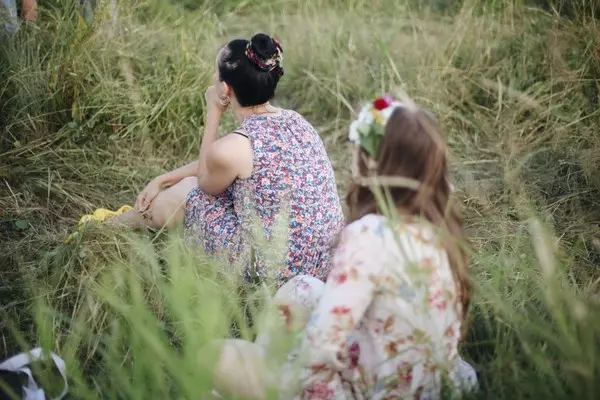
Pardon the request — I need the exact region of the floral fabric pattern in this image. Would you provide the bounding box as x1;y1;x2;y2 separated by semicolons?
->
184;109;344;287
295;214;477;399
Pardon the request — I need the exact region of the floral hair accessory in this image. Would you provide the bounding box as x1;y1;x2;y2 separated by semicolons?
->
349;94;404;157
245;37;284;77
348;94;455;193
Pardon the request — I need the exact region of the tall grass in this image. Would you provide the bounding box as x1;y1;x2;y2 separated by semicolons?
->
1;0;600;398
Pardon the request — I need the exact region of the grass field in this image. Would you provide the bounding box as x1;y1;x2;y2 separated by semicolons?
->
1;0;600;398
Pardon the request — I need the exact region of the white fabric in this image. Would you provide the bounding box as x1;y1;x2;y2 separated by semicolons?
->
0;348;68;400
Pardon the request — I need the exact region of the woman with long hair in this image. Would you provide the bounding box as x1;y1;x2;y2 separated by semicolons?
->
211;93;477;399
294;94;477;398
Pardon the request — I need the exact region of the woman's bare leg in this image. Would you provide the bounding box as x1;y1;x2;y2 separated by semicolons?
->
110;176;198;230
212;339;272;400
212;276;325;399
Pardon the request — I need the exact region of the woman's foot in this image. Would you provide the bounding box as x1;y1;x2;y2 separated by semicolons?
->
107;209;147;228
65;205;134;243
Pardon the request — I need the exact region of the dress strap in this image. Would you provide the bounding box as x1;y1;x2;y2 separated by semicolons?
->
232;130;249;139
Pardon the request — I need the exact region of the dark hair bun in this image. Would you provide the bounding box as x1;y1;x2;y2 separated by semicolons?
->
249;33;280;59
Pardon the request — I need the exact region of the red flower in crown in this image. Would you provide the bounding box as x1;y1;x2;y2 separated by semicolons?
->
372;94;395;110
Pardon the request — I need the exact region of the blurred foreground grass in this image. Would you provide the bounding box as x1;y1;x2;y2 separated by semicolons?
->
1;0;600;398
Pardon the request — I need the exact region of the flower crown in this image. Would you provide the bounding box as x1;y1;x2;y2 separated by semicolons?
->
348;94;456;193
348;94;404;157
245;38;284;77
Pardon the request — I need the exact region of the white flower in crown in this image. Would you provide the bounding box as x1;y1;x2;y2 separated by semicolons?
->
348;94;404;157
348;120;362;144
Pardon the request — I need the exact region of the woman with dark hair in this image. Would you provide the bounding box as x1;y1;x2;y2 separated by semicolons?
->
210;94;477;399
111;33;344;284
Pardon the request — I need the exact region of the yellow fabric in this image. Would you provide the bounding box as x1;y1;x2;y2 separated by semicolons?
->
65;205;133;243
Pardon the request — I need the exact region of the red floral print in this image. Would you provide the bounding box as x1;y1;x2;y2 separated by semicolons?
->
397;362;413;386
349;342;360;369
331;271;348;285
304;382;335;400
330;305;351;316
299;214;474;399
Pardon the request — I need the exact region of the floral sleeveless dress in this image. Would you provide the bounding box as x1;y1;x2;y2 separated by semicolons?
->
184;109;344;286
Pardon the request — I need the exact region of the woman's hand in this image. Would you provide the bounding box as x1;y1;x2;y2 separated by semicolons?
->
135;176;163;213
205;85;229;114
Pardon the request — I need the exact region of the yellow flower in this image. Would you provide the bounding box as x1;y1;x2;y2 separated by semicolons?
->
372;109;384;125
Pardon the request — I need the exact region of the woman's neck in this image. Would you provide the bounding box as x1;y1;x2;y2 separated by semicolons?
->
232;102;278;123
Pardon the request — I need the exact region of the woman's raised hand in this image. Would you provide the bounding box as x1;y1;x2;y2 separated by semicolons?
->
205;85;229;114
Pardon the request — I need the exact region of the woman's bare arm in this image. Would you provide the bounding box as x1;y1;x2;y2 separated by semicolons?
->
157;161;199;188
197;108;221;178
197;134;252;196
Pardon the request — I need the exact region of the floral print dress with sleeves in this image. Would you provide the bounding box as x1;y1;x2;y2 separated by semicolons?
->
294;214;477;399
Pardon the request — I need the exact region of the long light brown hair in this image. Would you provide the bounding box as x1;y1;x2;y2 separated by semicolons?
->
346;103;472;326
